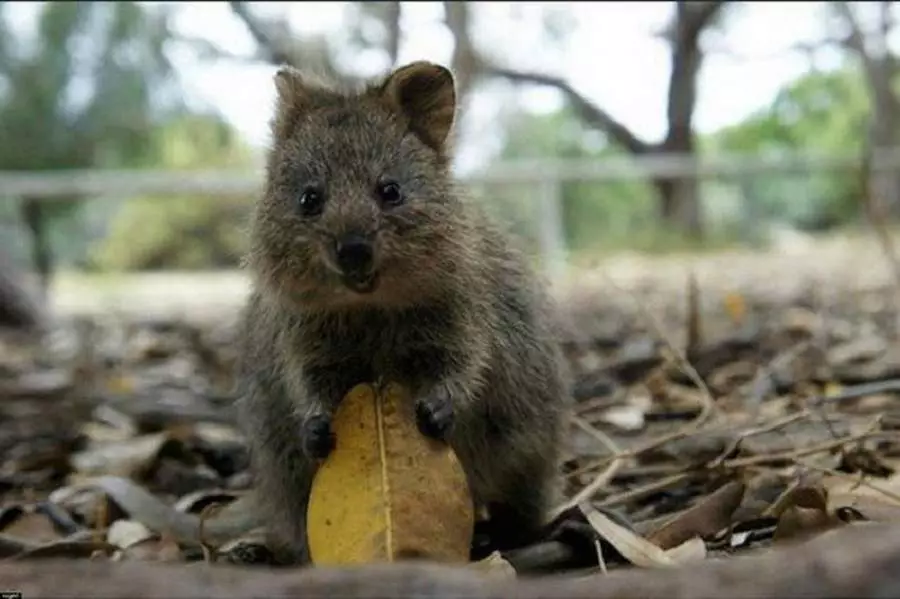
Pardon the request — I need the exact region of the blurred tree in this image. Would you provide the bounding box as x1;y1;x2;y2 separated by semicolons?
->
228;2;358;86
711;68;869;229
345;2;402;68
829;2;900;217
223;2;728;240
0;1;181;292
89;113;256;271
448;1;728;240
496;106;657;254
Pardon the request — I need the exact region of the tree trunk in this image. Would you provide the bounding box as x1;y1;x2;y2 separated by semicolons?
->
20;198;53;297
443;1;478;104
0;247;42;331
834;1;900;218
653;1;713;241
653;176;702;239
384;1;401;67
868;81;900;217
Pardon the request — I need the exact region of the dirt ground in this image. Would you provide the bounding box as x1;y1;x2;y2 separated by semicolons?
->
46;232;897;327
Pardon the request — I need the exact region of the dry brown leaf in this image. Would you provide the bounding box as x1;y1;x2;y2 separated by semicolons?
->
646;480;745;550
663;536;706;563
0;509;64;544
772;485;842;543
107;520;155;549
824;472;900;522
68;476;263;547
69;432;171;478
306;382;474;565
471;550;517;579
117;536;183;562
582;503;676;568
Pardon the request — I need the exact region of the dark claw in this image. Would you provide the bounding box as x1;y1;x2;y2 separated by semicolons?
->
303;414;336;459
415;386;454;440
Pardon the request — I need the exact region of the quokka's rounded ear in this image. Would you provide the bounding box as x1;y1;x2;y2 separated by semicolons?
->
271;66;329;140
379;61;456;151
274;66;303;101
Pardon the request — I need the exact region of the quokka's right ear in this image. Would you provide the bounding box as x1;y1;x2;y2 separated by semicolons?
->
271;66;325;140
378;61;456;152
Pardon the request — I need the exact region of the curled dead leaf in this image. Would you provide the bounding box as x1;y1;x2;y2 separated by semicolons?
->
663;536;706;563
107;520;155;550
307;382;474;565
582;503;688;568
825;472;900;523
472;550;517;579
771;485;842;544
646;480;745;550
69;432;172;478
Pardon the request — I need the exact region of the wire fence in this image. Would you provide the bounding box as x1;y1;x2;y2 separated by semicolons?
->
0;147;897;282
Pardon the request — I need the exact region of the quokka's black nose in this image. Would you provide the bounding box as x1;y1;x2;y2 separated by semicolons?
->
335;235;374;274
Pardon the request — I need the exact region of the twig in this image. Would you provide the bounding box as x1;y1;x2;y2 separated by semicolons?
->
686;269;702;354
595;472;695;509
583;430;896;511
707;410;813;469
598;270;717;430
554;416;626;518
227;1;295;66
809;378;900;406
567;461;686;482
569;426;709;483
723;429;895;469
795;459;900;506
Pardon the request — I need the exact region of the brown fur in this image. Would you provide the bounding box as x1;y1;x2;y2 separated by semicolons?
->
235;61;571;563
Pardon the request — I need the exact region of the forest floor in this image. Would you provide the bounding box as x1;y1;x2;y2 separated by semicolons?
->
2;230;900;595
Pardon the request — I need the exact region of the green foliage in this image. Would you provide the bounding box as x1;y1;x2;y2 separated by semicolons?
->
87;113;256;271
0;2;182;272
707;68;870;228
493;66;875;260
492;106;658;256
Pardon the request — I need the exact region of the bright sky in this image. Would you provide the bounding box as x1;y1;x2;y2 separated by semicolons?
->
164;1;854;171
2;2;867;171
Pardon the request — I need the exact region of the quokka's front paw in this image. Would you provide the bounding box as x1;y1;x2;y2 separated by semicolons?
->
302;414;336;459
415;385;455;440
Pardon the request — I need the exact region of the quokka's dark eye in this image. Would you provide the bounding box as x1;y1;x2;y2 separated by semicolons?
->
376;180;404;207
298;186;326;217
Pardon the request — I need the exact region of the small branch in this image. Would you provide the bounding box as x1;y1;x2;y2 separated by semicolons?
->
596;472;695;509
599;269;717;429
707;410;813;469
384;1;401;67
811;378;900;405
227;1;295;66
169;33;266;65
554;416;626;518
482;65;652;156
443;1;477;100
723;429;894;469
856;145;900;314
796;458;900;506
678;1;727;41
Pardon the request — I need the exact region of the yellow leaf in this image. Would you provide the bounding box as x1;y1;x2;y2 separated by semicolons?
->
722;291;746;326
106;374;134;395
307;382;474;565
823;382;843;397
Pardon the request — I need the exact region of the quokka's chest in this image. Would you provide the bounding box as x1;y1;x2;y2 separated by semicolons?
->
297;307;461;365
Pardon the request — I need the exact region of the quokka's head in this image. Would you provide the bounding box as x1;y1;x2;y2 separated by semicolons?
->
249;61;473;310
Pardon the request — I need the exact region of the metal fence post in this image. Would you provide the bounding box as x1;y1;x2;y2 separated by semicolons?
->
536;173;567;283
